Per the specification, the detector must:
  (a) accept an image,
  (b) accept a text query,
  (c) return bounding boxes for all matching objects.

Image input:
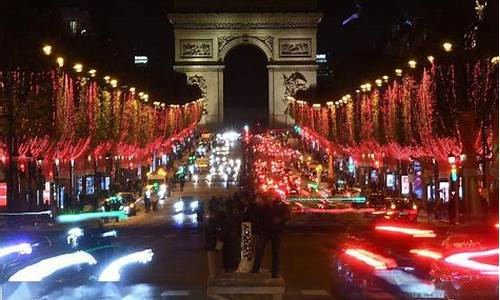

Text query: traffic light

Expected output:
[451,164,458,182]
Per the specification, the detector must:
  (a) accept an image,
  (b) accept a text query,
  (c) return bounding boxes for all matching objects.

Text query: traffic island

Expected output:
[207,271,285,300]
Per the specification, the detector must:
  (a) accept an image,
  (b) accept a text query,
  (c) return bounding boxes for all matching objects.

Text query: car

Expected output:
[174,196,200,214]
[367,197,418,221]
[331,222,499,300]
[116,192,139,216]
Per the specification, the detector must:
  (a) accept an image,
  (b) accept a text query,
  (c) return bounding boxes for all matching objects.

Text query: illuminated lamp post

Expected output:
[69,159,74,210]
[36,156,44,207]
[54,158,60,209]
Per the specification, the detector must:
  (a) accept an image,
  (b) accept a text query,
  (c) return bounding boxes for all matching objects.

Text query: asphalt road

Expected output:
[0,180,373,300]
[101,181,363,299]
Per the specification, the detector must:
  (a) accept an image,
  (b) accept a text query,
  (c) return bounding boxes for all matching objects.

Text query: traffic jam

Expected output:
[248,129,499,299]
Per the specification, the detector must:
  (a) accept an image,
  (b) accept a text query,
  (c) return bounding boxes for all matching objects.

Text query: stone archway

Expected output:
[223,44,269,127]
[169,12,322,127]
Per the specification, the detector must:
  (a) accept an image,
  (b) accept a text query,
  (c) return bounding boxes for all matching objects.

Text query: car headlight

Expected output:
[190,201,199,209]
[390,204,396,210]
[412,204,417,210]
[174,201,184,212]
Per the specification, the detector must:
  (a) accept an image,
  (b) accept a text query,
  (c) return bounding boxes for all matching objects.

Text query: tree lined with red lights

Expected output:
[0,46,204,200]
[289,58,498,164]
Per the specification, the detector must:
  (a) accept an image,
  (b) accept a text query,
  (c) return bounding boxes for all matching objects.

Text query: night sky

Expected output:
[1,0,498,104]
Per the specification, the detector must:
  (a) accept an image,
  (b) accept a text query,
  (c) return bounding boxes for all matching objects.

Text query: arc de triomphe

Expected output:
[168,8,322,127]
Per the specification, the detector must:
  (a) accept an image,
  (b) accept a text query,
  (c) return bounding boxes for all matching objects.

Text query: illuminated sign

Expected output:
[386,174,395,188]
[401,175,410,195]
[316,54,327,63]
[134,55,148,65]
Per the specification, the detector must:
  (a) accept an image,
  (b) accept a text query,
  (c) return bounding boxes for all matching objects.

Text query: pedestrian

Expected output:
[179,176,185,192]
[221,204,242,271]
[152,192,158,211]
[197,200,205,223]
[144,192,151,213]
[251,191,291,278]
[205,206,225,278]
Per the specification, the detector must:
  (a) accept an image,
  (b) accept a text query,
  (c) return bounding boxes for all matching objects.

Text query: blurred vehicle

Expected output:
[103,193,138,216]
[365,192,383,206]
[174,196,200,214]
[331,223,499,299]
[195,157,209,173]
[116,192,139,216]
[367,197,418,222]
[287,179,301,195]
[288,201,304,212]
[146,168,168,199]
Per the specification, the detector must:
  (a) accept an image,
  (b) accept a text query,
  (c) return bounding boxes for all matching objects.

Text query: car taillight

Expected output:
[375,225,436,238]
[410,249,443,260]
[345,248,397,270]
[444,248,499,275]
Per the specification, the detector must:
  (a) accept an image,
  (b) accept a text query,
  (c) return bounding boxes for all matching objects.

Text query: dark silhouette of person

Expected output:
[251,191,291,278]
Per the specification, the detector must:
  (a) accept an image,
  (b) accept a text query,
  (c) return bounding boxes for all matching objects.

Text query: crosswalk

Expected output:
[159,289,331,298]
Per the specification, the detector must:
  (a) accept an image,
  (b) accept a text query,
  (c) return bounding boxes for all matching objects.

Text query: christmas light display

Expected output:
[288,58,498,163]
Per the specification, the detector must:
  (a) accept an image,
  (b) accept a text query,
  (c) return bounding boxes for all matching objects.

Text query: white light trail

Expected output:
[101,230,118,238]
[9,251,97,282]
[67,227,84,248]
[0,243,32,259]
[98,249,154,282]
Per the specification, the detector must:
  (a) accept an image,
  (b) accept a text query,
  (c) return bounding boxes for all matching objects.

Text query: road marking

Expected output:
[301,289,329,296]
[160,290,191,296]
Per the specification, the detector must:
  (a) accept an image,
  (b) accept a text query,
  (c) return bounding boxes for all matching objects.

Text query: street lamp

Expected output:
[42,45,52,56]
[129,87,136,93]
[395,68,403,76]
[375,78,382,87]
[408,60,417,69]
[427,55,435,64]
[54,158,60,209]
[448,153,456,164]
[442,42,453,52]
[88,69,96,77]
[56,57,64,67]
[110,79,118,88]
[73,63,83,73]
[382,75,389,82]
[104,75,111,83]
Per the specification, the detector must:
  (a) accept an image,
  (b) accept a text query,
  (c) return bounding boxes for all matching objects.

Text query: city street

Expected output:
[1,1,498,299]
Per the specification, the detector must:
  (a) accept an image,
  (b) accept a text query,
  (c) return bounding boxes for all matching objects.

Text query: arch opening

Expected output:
[223,44,269,127]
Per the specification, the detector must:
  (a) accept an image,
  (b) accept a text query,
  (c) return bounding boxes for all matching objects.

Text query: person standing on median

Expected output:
[251,190,291,278]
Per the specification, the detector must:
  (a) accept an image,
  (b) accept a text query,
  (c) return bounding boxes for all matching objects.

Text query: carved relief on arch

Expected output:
[187,74,208,102]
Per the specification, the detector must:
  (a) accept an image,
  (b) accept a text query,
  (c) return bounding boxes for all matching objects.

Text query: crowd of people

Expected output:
[204,188,291,278]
